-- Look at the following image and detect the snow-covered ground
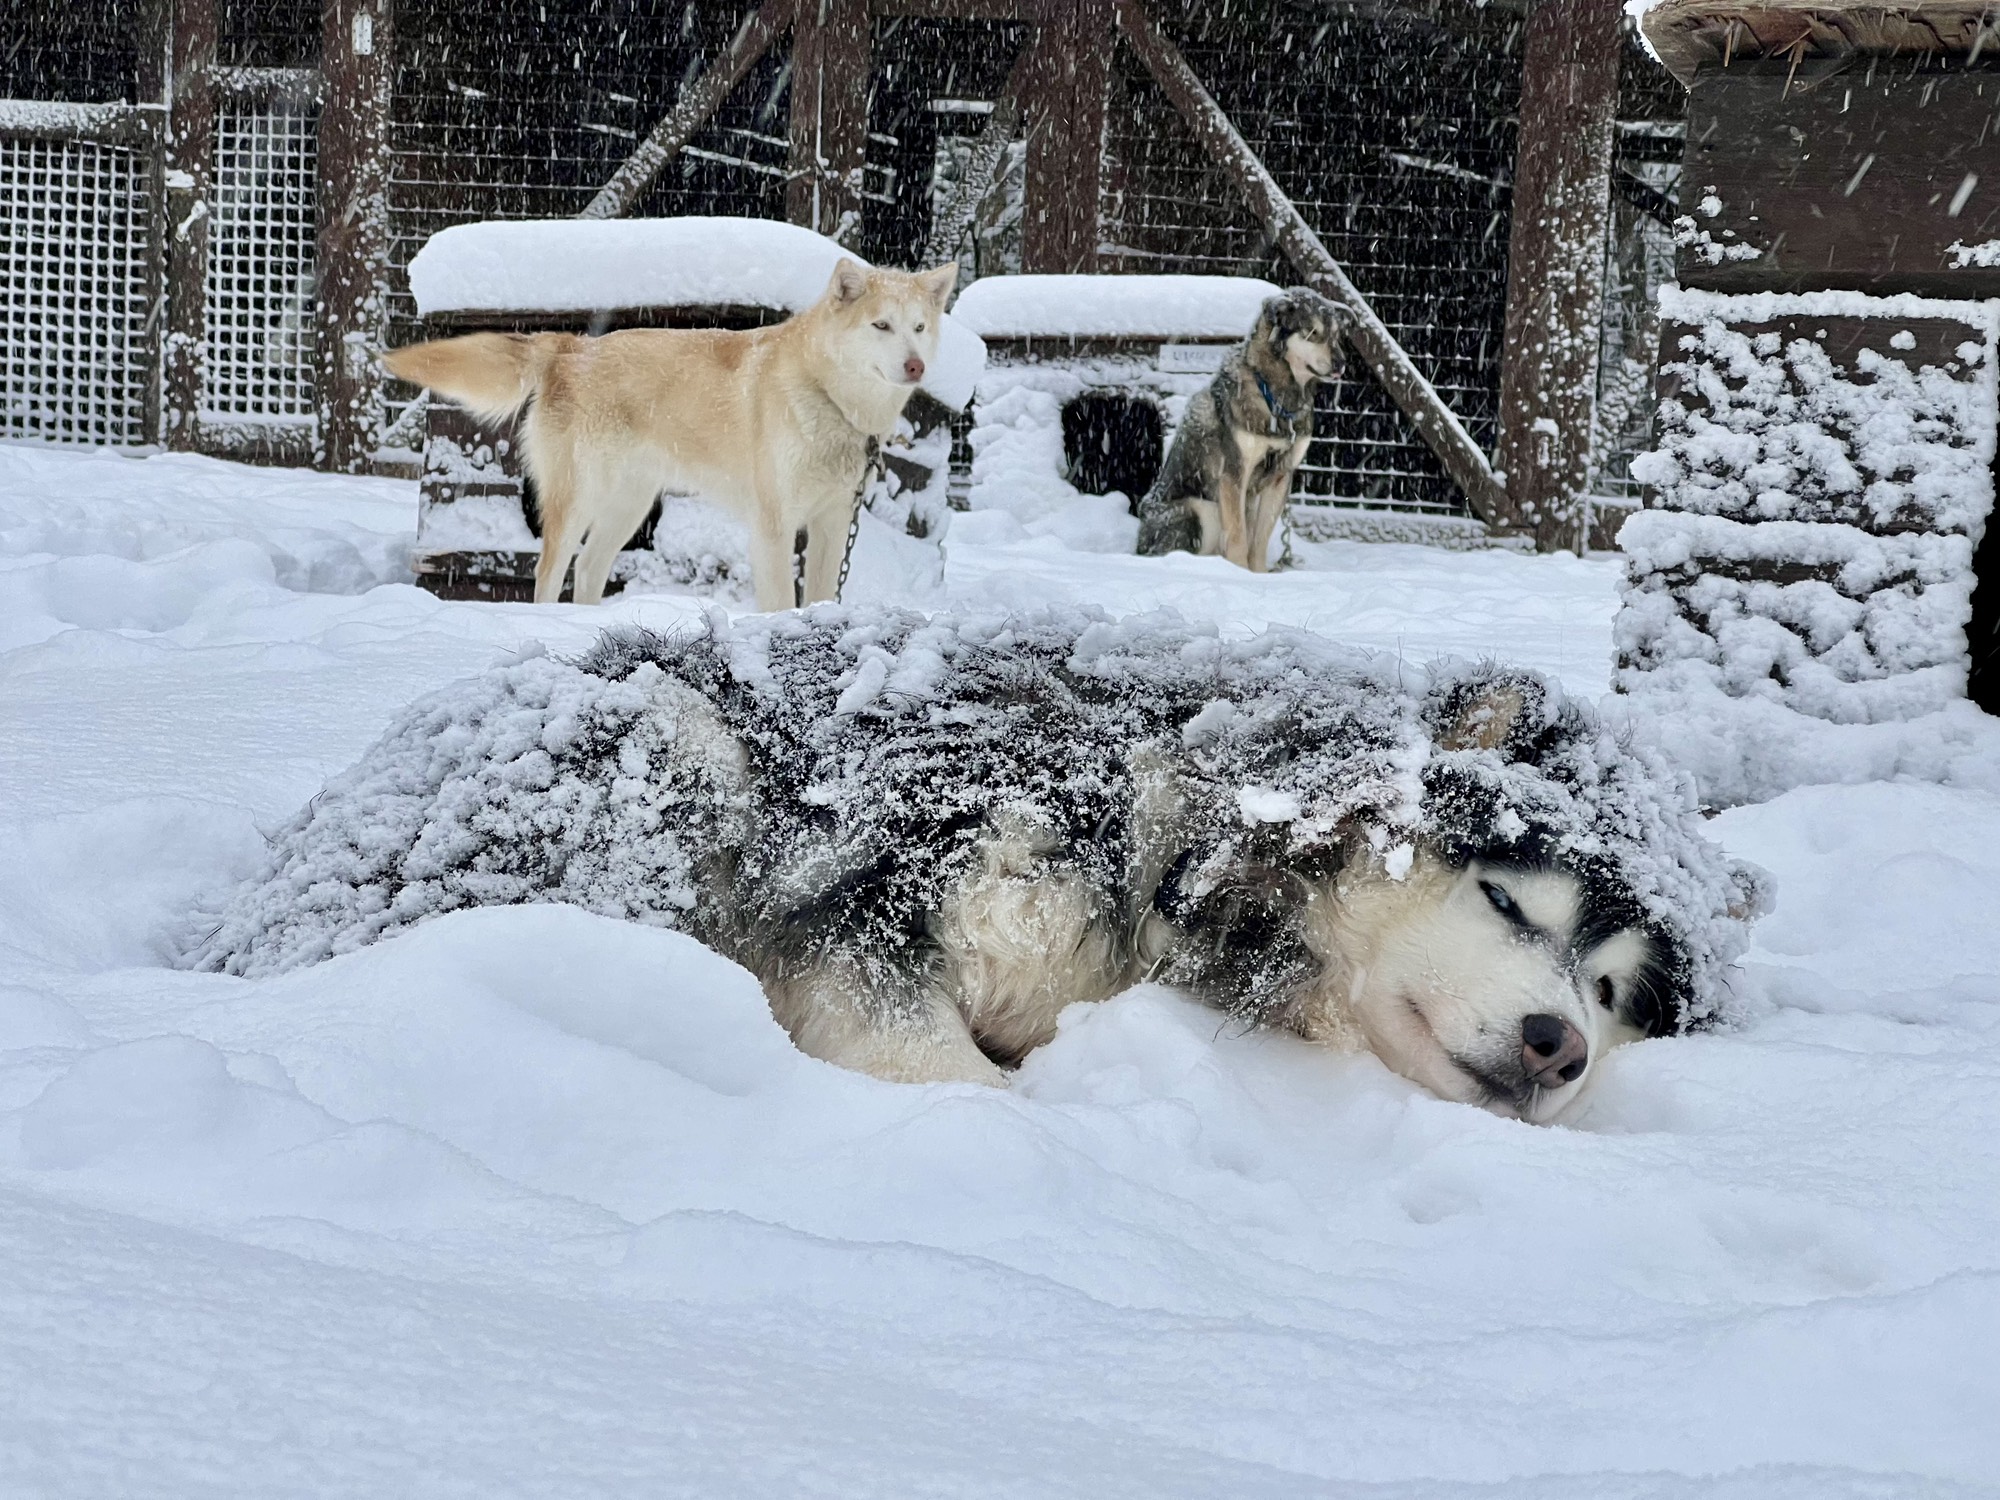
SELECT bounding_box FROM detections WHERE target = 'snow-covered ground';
[3,441,1997,1497]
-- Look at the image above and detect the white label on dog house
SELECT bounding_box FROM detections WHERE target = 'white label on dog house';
[1157,343,1226,373]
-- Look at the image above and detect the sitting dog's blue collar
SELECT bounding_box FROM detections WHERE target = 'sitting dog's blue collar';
[1255,372,1298,426]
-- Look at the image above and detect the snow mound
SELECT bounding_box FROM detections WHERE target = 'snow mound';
[952,274,1283,339]
[405,216,987,409]
[187,607,1761,1033]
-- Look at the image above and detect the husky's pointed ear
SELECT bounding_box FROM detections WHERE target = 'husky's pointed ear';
[827,258,870,305]
[1436,680,1528,753]
[918,262,960,307]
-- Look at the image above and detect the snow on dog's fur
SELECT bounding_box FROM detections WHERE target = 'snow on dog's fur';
[188,608,1766,1120]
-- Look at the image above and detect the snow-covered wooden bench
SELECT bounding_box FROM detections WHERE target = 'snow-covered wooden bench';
[400,216,983,601]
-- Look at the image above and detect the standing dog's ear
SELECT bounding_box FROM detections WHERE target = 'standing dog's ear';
[828,258,871,305]
[918,263,960,307]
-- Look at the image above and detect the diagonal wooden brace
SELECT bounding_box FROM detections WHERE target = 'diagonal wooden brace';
[923,41,1036,270]
[580,0,796,222]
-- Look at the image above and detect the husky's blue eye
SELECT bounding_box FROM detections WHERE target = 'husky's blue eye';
[1480,879,1522,922]
[872,319,891,332]
[914,322,926,333]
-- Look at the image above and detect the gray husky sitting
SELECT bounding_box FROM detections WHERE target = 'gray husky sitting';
[1136,288,1351,569]
[189,607,1764,1123]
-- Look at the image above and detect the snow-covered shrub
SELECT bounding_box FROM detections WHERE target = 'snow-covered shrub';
[1617,511,1976,723]
[1632,288,1995,535]
[1615,288,1997,801]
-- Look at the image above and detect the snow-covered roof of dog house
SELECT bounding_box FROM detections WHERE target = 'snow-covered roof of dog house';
[951,273,1281,362]
[407,217,986,411]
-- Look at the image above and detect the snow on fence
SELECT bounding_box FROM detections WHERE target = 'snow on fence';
[0,125,156,447]
[1614,287,1999,801]
[202,99,319,433]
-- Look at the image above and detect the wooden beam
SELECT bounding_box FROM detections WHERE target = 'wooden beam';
[869,0,1035,16]
[1022,0,1111,273]
[923,40,1034,269]
[787,0,872,240]
[162,0,214,451]
[1111,0,1505,523]
[1493,0,1620,552]
[581,0,795,221]
[317,0,394,472]
[137,0,171,447]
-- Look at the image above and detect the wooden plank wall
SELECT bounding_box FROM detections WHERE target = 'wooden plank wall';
[1680,61,2000,296]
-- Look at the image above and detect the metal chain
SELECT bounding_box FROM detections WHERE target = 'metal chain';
[834,436,882,604]
[1277,499,1297,571]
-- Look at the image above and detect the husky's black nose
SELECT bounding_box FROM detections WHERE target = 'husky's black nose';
[1520,1013,1588,1087]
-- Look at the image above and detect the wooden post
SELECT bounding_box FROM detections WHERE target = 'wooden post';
[136,0,172,447]
[1113,0,1504,521]
[1021,0,1111,273]
[581,0,794,221]
[317,0,394,473]
[162,0,214,451]
[787,0,872,241]
[1494,0,1621,552]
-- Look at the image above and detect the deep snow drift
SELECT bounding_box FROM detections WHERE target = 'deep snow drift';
[3,440,1998,1497]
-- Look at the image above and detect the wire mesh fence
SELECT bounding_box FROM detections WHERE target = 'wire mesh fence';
[204,99,319,428]
[1,3,1682,505]
[1100,6,1526,516]
[1589,127,1681,504]
[0,131,155,446]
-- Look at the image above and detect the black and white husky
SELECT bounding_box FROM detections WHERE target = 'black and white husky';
[192,608,1764,1122]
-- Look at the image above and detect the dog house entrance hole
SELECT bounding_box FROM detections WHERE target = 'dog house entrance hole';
[1063,393,1163,507]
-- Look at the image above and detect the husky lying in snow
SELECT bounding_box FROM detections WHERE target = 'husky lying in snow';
[384,260,958,612]
[1136,289,1350,570]
[190,609,1764,1123]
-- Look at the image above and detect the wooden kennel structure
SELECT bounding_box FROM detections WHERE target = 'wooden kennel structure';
[6,0,1690,553]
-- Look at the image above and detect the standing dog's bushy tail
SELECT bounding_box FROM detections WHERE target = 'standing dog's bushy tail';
[383,333,569,426]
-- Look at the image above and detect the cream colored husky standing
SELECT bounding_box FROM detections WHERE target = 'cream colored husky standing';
[385,259,958,611]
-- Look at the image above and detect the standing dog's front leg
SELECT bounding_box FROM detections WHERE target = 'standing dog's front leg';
[749,520,798,612]
[801,486,859,604]
[1247,440,1306,574]
[747,457,800,611]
